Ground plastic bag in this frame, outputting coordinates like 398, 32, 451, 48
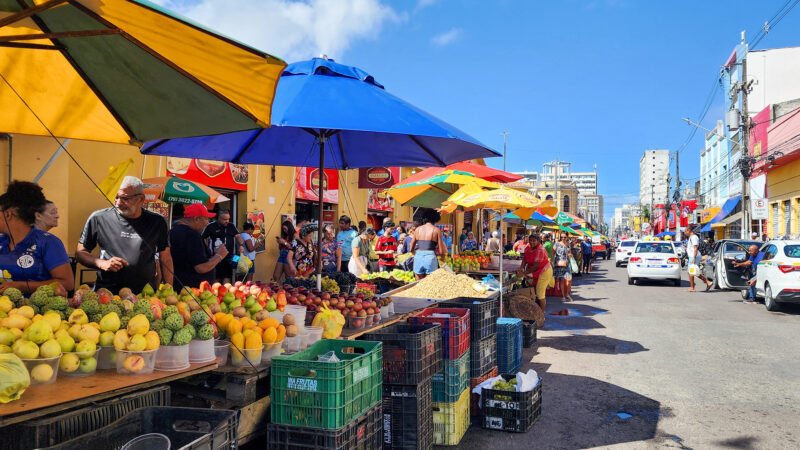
311, 305, 346, 339
317, 351, 340, 362
236, 255, 253, 275
0, 354, 30, 403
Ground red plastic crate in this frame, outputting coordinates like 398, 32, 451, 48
469, 366, 498, 416
408, 308, 470, 360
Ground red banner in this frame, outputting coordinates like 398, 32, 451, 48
295, 167, 339, 203
367, 188, 393, 211
358, 167, 400, 189
166, 157, 248, 191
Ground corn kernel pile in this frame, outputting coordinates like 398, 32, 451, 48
398, 269, 488, 299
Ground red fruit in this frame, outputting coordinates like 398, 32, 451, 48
348, 311, 357, 317
218, 285, 227, 296
357, 309, 367, 318
353, 303, 363, 312
346, 300, 354, 308
98, 293, 111, 305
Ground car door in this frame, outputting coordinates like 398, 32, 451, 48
719, 241, 751, 288
703, 242, 721, 280
756, 244, 778, 294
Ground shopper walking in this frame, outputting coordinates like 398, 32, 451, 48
272, 220, 295, 282
581, 236, 593, 274
409, 209, 448, 280
336, 215, 357, 271
349, 227, 376, 276
553, 233, 573, 301
485, 231, 502, 252
685, 226, 712, 292
375, 220, 398, 271
288, 223, 317, 277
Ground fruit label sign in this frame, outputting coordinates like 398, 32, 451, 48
287, 376, 318, 392
353, 366, 371, 383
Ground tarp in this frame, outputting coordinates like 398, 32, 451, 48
699, 195, 741, 232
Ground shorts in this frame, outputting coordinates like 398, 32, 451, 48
413, 250, 438, 275
688, 255, 701, 266
248, 262, 255, 275
278, 249, 288, 264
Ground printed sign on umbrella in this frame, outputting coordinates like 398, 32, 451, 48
142, 176, 229, 209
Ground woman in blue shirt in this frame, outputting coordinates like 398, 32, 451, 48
0, 181, 73, 294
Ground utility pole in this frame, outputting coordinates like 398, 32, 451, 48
674, 150, 682, 240
650, 183, 654, 234
554, 158, 559, 213
501, 132, 509, 172
739, 33, 752, 238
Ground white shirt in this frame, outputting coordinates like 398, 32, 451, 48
240, 232, 257, 260
687, 234, 700, 258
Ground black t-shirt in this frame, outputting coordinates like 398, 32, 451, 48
202, 221, 239, 258
170, 223, 214, 292
79, 208, 169, 293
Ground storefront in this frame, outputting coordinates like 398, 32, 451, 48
165, 157, 249, 223
294, 167, 339, 226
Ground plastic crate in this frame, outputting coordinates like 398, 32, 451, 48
496, 318, 523, 374
481, 376, 543, 433
408, 307, 470, 360
432, 349, 470, 403
469, 333, 497, 377
470, 366, 499, 415
44, 407, 238, 450
8, 386, 170, 450
523, 321, 537, 348
440, 296, 499, 342
271, 339, 383, 429
431, 388, 470, 446
267, 403, 382, 449
358, 323, 442, 385
382, 379, 433, 449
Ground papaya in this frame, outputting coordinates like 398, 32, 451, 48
244, 332, 262, 350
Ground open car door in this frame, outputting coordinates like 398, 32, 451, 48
720, 241, 752, 289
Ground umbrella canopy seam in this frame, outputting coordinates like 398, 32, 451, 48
0, 0, 66, 27
408, 135, 444, 166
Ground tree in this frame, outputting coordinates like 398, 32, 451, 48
642, 204, 650, 221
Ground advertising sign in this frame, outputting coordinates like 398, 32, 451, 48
295, 167, 339, 203
246, 211, 266, 253
367, 189, 393, 211
751, 198, 769, 220
166, 157, 248, 190
358, 167, 400, 189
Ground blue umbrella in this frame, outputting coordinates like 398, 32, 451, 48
493, 211, 555, 226
141, 57, 499, 284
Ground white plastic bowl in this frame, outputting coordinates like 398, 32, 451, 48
188, 339, 215, 363
21, 355, 61, 385
154, 344, 189, 371
116, 349, 157, 375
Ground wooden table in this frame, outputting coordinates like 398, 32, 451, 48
0, 361, 218, 427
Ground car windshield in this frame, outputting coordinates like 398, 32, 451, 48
620, 241, 636, 247
784, 245, 800, 258
635, 243, 674, 253
724, 241, 760, 253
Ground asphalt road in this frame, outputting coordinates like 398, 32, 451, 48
459, 258, 800, 449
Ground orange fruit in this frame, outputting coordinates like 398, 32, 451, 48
262, 327, 277, 344
230, 332, 244, 349
275, 324, 286, 342
242, 318, 257, 330
244, 332, 262, 349
226, 319, 242, 336
242, 329, 254, 338
259, 318, 280, 330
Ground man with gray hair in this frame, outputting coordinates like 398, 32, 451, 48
77, 176, 173, 293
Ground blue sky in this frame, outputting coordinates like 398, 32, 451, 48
161, 0, 800, 223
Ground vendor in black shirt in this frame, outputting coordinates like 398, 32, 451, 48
76, 177, 173, 294
170, 203, 228, 292
202, 210, 244, 283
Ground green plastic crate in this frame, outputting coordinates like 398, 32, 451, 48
271, 339, 383, 429
432, 350, 469, 402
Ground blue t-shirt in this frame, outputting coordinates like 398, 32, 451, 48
581, 241, 592, 255
0, 228, 70, 283
443, 235, 453, 251
750, 251, 764, 268
337, 229, 358, 260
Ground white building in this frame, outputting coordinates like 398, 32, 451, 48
639, 149, 670, 206
745, 46, 800, 116
516, 161, 600, 220
579, 194, 604, 226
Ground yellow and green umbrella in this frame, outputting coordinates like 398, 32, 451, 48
142, 176, 229, 209
386, 170, 501, 207
0, 0, 285, 144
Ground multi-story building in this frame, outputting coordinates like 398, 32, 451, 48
700, 120, 732, 208
516, 161, 600, 220
639, 149, 670, 206
579, 194, 604, 226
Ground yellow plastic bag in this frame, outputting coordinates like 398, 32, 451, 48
236, 255, 253, 275
311, 305, 346, 339
0, 354, 30, 403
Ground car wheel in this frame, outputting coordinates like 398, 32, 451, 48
740, 289, 749, 300
765, 284, 780, 311
627, 277, 634, 285
673, 278, 681, 287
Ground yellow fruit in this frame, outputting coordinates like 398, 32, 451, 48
126, 334, 147, 352
0, 344, 11, 353
262, 327, 277, 344
39, 339, 62, 358
32, 314, 43, 322
9, 327, 22, 339
214, 312, 230, 329
6, 314, 30, 330
242, 329, 254, 338
75, 340, 96, 358
25, 321, 53, 345
13, 339, 39, 359
59, 353, 80, 373
260, 318, 280, 330
77, 325, 100, 344
276, 324, 286, 342
16, 305, 34, 319
58, 321, 69, 332
88, 322, 100, 330
30, 363, 54, 382
99, 312, 121, 332
68, 309, 89, 325
0, 328, 15, 346
42, 312, 62, 333
226, 319, 242, 336
99, 331, 115, 347
113, 329, 130, 351
126, 314, 149, 336
230, 332, 244, 349
0, 296, 12, 313
122, 355, 145, 373
242, 318, 256, 330
57, 333, 76, 352
68, 323, 82, 341
144, 331, 160, 350
244, 332, 262, 350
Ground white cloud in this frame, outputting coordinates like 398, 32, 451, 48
156, 0, 402, 62
431, 27, 461, 47
416, 0, 437, 9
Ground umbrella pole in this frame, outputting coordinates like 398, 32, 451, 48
499, 209, 504, 316
317, 136, 324, 291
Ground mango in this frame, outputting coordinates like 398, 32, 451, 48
0, 296, 12, 313
262, 327, 277, 344
25, 321, 53, 345
68, 309, 88, 325
244, 332, 262, 350
99, 312, 121, 332
126, 314, 149, 336
113, 329, 129, 350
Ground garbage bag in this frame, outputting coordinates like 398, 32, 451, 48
0, 354, 30, 403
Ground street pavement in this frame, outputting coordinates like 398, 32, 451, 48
460, 258, 800, 449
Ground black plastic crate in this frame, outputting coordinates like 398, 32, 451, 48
523, 321, 537, 348
9, 386, 170, 450
480, 375, 543, 433
469, 333, 497, 378
267, 403, 382, 449
359, 323, 442, 385
440, 296, 499, 342
382, 379, 433, 450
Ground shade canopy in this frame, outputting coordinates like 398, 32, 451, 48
699, 195, 741, 232
441, 182, 542, 213
399, 161, 522, 185
142, 176, 229, 209
495, 211, 555, 226
0, 0, 285, 144
386, 170, 501, 208
142, 57, 500, 168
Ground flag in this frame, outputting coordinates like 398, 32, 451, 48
97, 158, 134, 202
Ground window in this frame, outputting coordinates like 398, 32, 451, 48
545, 194, 553, 201
763, 245, 778, 260
784, 245, 800, 258
635, 243, 675, 253
562, 195, 570, 212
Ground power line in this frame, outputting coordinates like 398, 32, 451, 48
750, 0, 800, 49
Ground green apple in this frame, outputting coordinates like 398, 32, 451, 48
79, 356, 97, 373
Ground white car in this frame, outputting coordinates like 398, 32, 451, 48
755, 240, 800, 311
627, 241, 682, 286
615, 240, 638, 267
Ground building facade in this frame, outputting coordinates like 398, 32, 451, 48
700, 120, 734, 208
639, 149, 670, 206
516, 161, 601, 221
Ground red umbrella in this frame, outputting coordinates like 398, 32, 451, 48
400, 161, 523, 185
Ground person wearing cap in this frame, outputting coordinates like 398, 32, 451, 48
170, 203, 228, 292
375, 219, 398, 271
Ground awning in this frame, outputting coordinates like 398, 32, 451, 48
699, 196, 741, 232
699, 207, 721, 224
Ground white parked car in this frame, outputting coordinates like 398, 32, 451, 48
627, 241, 682, 286
755, 240, 800, 311
615, 240, 638, 267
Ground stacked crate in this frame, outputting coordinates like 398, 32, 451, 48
440, 296, 499, 417
409, 307, 470, 446
496, 318, 523, 374
267, 340, 383, 449
523, 321, 537, 348
359, 323, 442, 449
481, 375, 543, 433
